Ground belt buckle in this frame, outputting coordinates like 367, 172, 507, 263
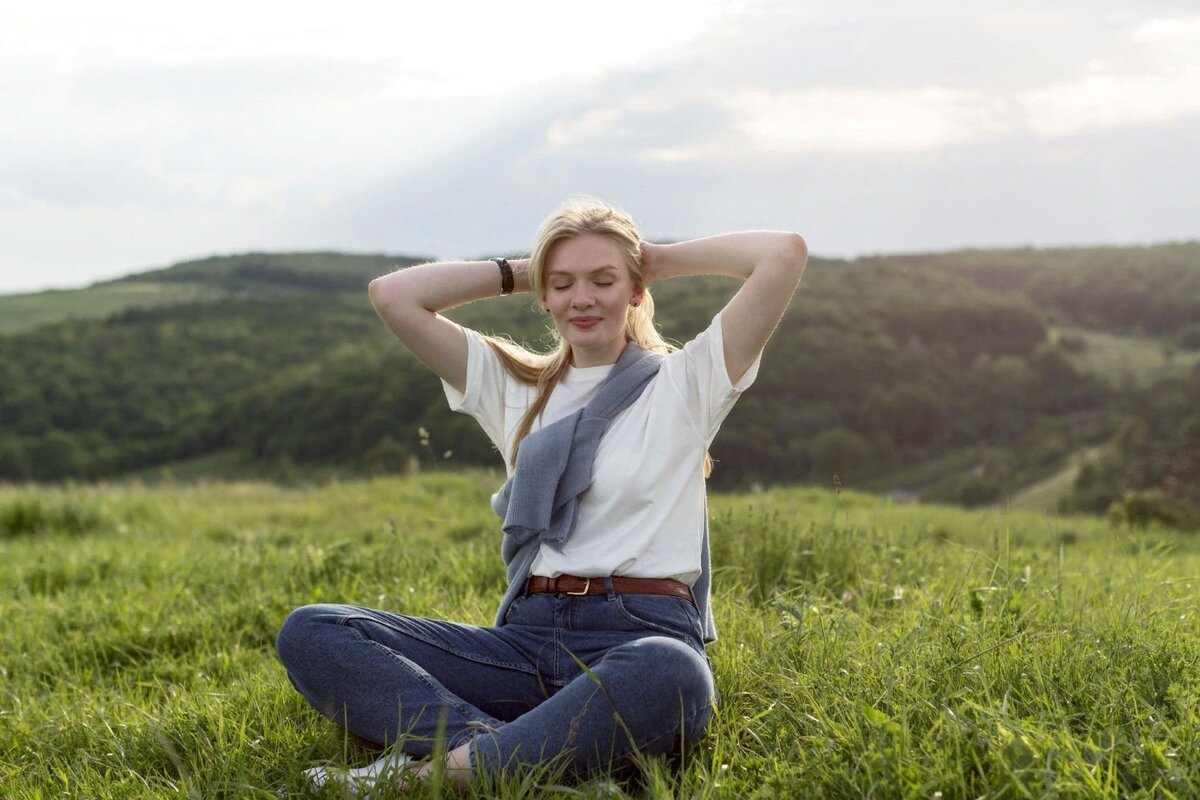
565, 578, 591, 596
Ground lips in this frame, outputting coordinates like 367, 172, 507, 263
569, 317, 601, 329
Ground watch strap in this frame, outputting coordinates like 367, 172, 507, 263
491, 257, 514, 295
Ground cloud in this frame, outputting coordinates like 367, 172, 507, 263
1132, 15, 1200, 48
540, 87, 1014, 161
4, 1, 1200, 294
0, 0, 740, 91
539, 93, 743, 165
1021, 69, 1200, 135
730, 87, 1012, 152
0, 0, 753, 215
298, 4, 1200, 264
536, 10, 1200, 162
1020, 15, 1200, 135
324, 105, 1200, 269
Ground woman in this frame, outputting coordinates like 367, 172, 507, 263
276, 197, 806, 792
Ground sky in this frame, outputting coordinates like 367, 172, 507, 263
2, 0, 1199, 295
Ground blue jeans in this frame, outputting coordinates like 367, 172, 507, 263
275, 583, 715, 777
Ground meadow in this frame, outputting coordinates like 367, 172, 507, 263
1, 473, 1198, 798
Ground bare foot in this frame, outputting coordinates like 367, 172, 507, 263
411, 741, 475, 789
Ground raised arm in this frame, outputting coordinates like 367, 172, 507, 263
642, 232, 807, 384
367, 258, 532, 394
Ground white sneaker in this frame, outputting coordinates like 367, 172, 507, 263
304, 750, 415, 797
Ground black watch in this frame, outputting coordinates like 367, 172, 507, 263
491, 257, 514, 295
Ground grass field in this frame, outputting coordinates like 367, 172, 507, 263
1008, 446, 1108, 514
2, 474, 1198, 798
1052, 327, 1200, 389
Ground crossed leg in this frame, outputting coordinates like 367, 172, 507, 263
276, 604, 715, 783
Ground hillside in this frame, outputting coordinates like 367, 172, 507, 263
1, 244, 1197, 525
0, 280, 225, 335
0, 251, 425, 334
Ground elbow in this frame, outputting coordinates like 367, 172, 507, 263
774, 232, 808, 281
785, 232, 808, 265
367, 275, 392, 312
369, 272, 432, 327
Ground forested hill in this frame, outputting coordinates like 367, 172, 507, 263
1, 243, 1198, 527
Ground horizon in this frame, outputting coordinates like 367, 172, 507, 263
5, 235, 1200, 299
5, 235, 1200, 300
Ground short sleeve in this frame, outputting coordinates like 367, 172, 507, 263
440, 327, 512, 455
668, 311, 762, 445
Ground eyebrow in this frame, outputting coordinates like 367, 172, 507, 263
547, 265, 619, 277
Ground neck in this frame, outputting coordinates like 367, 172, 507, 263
569, 339, 630, 368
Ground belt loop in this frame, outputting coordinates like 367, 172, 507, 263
604, 576, 616, 600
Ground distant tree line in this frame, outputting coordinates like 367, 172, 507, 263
1, 247, 1197, 526
909, 242, 1200, 342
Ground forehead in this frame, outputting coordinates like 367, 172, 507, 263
546, 232, 626, 275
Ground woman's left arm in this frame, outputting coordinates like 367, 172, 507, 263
643, 232, 807, 384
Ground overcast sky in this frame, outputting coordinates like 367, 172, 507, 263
2, 0, 1198, 295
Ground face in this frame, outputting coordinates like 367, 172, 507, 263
541, 232, 643, 367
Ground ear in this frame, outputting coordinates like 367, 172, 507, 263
630, 288, 644, 307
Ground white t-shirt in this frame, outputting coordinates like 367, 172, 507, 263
442, 312, 760, 585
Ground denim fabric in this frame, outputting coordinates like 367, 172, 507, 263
276, 584, 715, 777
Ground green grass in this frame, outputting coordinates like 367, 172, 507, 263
1008, 445, 1107, 513
2, 474, 1198, 798
114, 449, 375, 486
1052, 327, 1200, 388
862, 448, 982, 499
0, 281, 225, 334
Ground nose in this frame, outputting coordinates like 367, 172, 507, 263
569, 284, 595, 308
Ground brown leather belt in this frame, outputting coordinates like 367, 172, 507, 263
525, 574, 694, 603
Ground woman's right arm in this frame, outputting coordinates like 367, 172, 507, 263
367, 258, 531, 394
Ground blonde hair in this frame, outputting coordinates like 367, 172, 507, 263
484, 197, 682, 465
